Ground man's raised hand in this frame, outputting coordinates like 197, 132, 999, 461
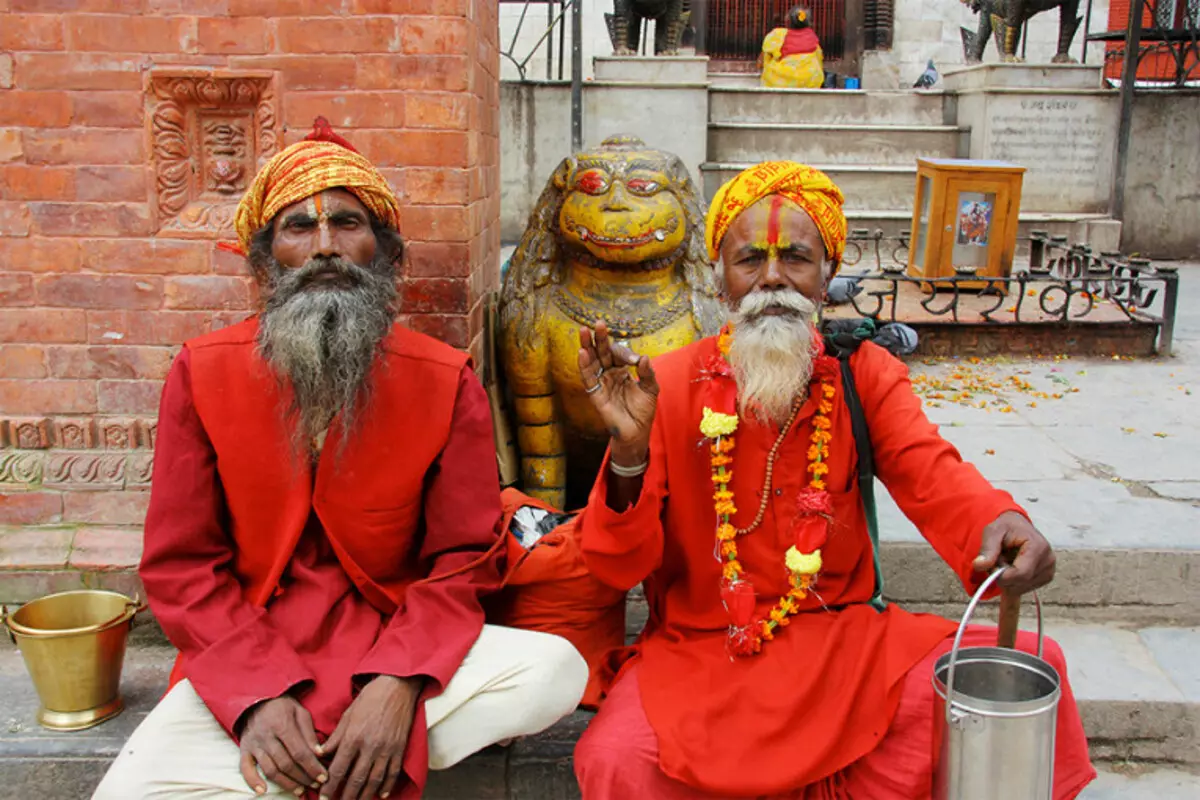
238, 695, 327, 796
577, 321, 659, 467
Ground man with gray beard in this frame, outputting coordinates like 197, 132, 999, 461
571, 162, 1093, 799
95, 122, 587, 800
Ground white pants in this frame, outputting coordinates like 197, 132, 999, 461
93, 625, 588, 799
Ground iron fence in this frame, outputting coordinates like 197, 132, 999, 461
705, 0, 845, 65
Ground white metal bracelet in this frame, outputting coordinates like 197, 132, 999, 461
609, 457, 649, 478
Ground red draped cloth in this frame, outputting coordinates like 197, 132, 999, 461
576, 338, 1095, 797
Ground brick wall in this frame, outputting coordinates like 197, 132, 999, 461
0, 1, 500, 593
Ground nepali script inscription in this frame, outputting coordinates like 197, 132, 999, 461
987, 98, 1110, 205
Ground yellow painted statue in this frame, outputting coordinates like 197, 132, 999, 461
499, 135, 722, 508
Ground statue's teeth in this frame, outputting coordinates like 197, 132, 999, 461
654, 230, 666, 241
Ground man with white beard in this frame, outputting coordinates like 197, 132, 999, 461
93, 120, 586, 800
571, 162, 1095, 798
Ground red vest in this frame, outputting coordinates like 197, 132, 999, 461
186, 318, 469, 614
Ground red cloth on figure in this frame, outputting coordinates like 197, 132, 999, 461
578, 338, 1094, 796
781, 28, 821, 58
576, 629, 1094, 799
140, 321, 503, 800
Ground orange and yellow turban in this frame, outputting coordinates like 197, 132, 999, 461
232, 118, 401, 255
705, 161, 847, 273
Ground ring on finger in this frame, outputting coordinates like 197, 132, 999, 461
585, 380, 603, 395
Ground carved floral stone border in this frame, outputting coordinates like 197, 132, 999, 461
149, 70, 279, 237
0, 418, 157, 492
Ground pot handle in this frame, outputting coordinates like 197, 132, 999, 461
944, 567, 1044, 724
126, 594, 149, 628
1, 606, 12, 645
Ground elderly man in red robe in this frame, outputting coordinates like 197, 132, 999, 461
571, 162, 1096, 798
93, 122, 587, 800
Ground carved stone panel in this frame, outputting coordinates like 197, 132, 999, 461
149, 71, 279, 238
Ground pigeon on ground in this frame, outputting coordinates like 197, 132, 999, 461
826, 274, 864, 305
913, 59, 938, 89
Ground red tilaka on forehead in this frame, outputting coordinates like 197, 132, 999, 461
767, 195, 785, 246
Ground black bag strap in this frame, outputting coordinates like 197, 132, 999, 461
823, 320, 887, 611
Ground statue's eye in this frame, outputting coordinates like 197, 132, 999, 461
575, 171, 608, 195
625, 178, 660, 195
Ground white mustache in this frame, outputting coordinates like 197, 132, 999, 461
734, 289, 816, 319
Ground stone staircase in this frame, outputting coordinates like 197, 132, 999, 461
700, 85, 1115, 246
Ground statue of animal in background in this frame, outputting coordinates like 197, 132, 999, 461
498, 135, 721, 509
959, 0, 1082, 64
606, 0, 692, 56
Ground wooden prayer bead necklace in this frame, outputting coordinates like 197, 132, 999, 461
734, 394, 805, 536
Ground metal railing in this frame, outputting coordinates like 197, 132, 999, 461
1084, 0, 1200, 85
499, 0, 583, 151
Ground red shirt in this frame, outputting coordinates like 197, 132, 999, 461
141, 347, 502, 796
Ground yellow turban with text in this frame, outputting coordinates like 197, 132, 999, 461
705, 161, 847, 272
232, 118, 401, 255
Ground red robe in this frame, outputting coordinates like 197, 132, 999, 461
140, 320, 503, 799
580, 338, 1027, 795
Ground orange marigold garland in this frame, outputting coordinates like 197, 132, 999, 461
705, 323, 838, 656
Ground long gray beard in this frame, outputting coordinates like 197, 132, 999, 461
257, 254, 397, 453
728, 289, 818, 427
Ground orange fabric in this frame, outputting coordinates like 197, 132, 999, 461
232, 134, 401, 254
576, 630, 1095, 798
579, 339, 1029, 795
705, 161, 847, 270
184, 318, 467, 620
490, 488, 626, 709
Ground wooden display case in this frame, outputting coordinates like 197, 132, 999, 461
907, 159, 1025, 287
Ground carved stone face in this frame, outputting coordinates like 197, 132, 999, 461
557, 148, 687, 265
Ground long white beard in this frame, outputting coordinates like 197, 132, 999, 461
727, 289, 818, 427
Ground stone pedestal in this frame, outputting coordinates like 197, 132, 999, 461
593, 55, 709, 84
943, 64, 1119, 216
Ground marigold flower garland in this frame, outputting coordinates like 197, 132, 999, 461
705, 323, 838, 656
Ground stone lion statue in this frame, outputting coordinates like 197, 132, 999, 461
499, 135, 722, 509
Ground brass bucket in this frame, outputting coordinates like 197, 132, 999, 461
2, 590, 144, 731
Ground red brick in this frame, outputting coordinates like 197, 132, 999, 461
149, 0, 229, 11
0, 14, 65, 51
164, 275, 252, 310
399, 204, 469, 241
68, 527, 143, 570
46, 346, 174, 380
15, 53, 146, 91
71, 91, 144, 127
0, 379, 97, 413
357, 130, 468, 168
0, 91, 71, 128
75, 166, 148, 203
277, 17, 397, 54
36, 274, 163, 310
0, 55, 12, 89
12, 0, 146, 9
0, 345, 48, 378
29, 203, 153, 237
0, 273, 34, 306
404, 240, 470, 278
230, 0, 346, 14
0, 238, 81, 274
283, 92, 406, 130
0, 203, 32, 236
87, 310, 211, 345
228, 55, 358, 91
23, 129, 144, 166
0, 309, 87, 343
356, 55, 469, 91
197, 16, 270, 54
0, 496, 65, 530
66, 14, 195, 53
0, 166, 74, 200
212, 309, 253, 329
404, 92, 469, 130
404, 168, 468, 207
353, 0, 466, 13
401, 277, 467, 314
400, 16, 469, 55
63, 491, 150, 526
405, 313, 468, 349
80, 238, 207, 275
212, 244, 251, 276
98, 379, 163, 413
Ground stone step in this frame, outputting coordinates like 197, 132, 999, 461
2, 620, 1196, 798
702, 162, 918, 211
708, 87, 949, 126
707, 121, 967, 166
